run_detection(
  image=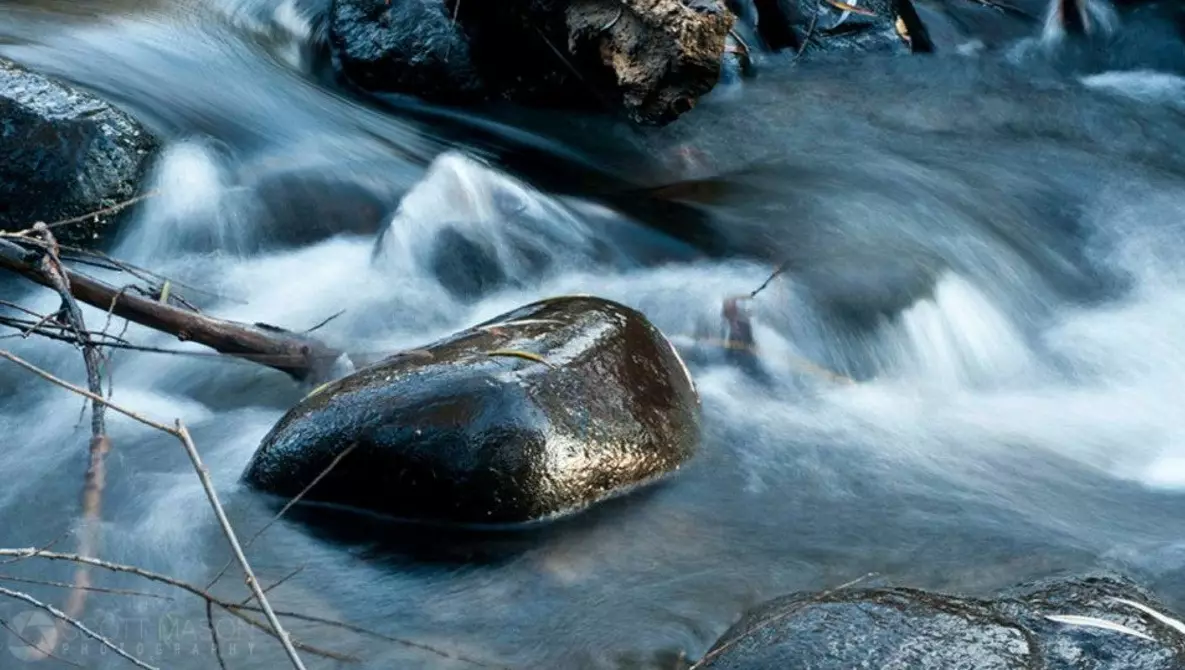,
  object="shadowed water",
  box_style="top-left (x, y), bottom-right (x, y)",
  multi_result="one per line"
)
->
top-left (3, 1), bottom-right (1185, 668)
